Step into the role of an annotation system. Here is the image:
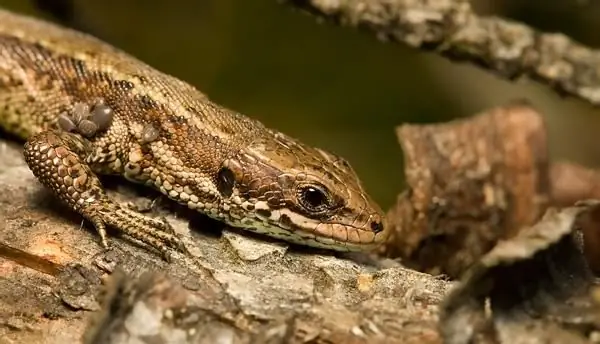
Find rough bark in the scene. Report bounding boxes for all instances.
[3,101,600,343]
[0,139,445,344]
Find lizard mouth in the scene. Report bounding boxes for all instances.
[228,206,388,252]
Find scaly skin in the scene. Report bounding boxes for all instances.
[0,8,390,259]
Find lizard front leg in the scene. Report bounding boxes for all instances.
[23,130,186,260]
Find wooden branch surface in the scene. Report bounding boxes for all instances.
[0,140,445,344]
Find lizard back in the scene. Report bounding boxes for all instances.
[0,8,264,164]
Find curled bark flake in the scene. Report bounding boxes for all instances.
[382,102,551,278]
[550,162,600,208]
[439,202,598,344]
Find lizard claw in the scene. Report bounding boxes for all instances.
[92,204,187,260]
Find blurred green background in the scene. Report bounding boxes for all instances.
[2,0,600,210]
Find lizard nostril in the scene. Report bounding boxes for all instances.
[370,220,383,233]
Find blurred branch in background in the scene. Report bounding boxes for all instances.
[283,0,600,107]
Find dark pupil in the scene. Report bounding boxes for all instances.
[303,187,327,208]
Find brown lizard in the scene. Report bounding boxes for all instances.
[0,8,389,260]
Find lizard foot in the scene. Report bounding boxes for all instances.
[23,130,185,261]
[90,205,185,261]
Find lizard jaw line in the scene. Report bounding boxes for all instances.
[219,205,378,252]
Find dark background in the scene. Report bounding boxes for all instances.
[1,0,599,209]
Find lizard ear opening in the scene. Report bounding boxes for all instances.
[218,159,244,198]
[217,167,235,197]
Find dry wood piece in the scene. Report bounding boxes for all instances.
[83,267,444,344]
[551,162,600,208]
[439,201,598,344]
[0,141,447,344]
[83,270,199,344]
[283,0,600,107]
[549,162,600,273]
[574,198,600,275]
[382,102,551,278]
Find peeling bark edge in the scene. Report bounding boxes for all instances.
[438,201,596,344]
[281,0,600,106]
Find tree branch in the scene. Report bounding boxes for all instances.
[282,0,600,106]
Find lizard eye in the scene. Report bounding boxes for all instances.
[297,184,331,213]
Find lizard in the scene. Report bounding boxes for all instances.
[0,8,390,260]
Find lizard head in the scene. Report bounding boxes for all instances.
[216,132,390,252]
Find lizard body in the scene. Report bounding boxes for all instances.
[0,8,389,258]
